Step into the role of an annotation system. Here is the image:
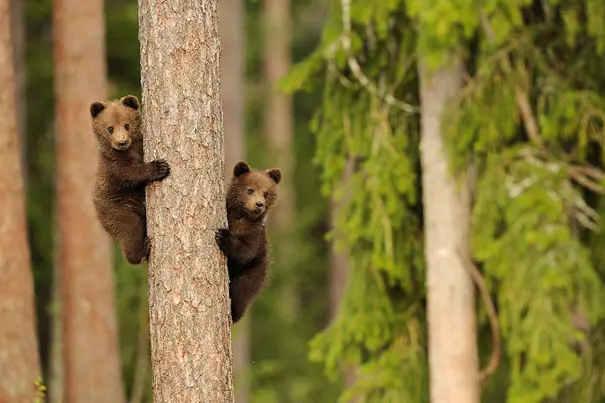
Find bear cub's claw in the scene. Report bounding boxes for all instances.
[215,227,230,251]
[151,159,171,181]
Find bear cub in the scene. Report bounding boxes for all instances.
[91,95,170,265]
[215,161,282,323]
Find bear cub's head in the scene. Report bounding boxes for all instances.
[227,161,282,220]
[90,95,141,152]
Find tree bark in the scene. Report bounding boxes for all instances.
[138,1,234,402]
[0,1,41,399]
[219,0,250,401]
[418,58,479,403]
[52,0,125,401]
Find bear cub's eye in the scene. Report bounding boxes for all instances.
[124,124,130,130]
[264,191,268,198]
[247,189,254,195]
[107,126,114,134]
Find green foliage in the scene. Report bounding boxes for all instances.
[284,1,427,401]
[443,2,605,401]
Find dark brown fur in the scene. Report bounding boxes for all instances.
[91,95,170,265]
[215,161,282,323]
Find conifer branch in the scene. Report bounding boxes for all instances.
[333,0,418,114]
[481,12,605,195]
[457,247,501,384]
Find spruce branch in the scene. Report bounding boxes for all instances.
[327,0,418,114]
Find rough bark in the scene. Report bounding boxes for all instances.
[138,1,234,402]
[418,58,479,403]
[219,0,250,401]
[0,1,41,399]
[52,0,125,401]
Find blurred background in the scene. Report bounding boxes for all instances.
[2,0,605,402]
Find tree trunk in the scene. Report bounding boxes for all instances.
[9,0,25,173]
[418,58,479,403]
[52,0,125,401]
[263,0,297,321]
[0,2,41,399]
[138,1,234,402]
[219,0,250,401]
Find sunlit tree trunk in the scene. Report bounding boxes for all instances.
[52,0,125,401]
[138,0,234,401]
[329,159,356,395]
[0,2,41,399]
[263,0,297,319]
[219,0,250,401]
[10,0,25,172]
[418,58,479,403]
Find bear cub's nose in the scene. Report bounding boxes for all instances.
[256,201,264,208]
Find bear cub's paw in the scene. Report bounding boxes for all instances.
[215,227,231,252]
[150,159,171,181]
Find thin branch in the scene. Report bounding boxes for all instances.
[457,247,501,384]
[336,0,418,114]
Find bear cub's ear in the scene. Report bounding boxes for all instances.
[233,161,251,177]
[121,95,140,110]
[266,168,282,184]
[90,102,106,118]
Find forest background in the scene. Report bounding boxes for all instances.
[3,0,605,402]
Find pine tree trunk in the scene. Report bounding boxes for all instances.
[418,58,479,403]
[138,1,234,401]
[263,0,297,321]
[9,0,25,173]
[52,0,125,401]
[0,2,41,399]
[329,159,356,394]
[219,0,250,401]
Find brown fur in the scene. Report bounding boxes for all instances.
[91,95,170,265]
[215,161,282,323]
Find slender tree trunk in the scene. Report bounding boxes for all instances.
[263,0,297,320]
[9,0,25,173]
[219,0,250,401]
[138,1,234,401]
[328,159,356,395]
[418,58,479,403]
[0,2,41,399]
[52,0,125,401]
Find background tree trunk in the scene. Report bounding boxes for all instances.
[52,0,125,401]
[263,0,297,319]
[0,1,41,398]
[418,58,479,403]
[138,1,234,401]
[219,0,250,401]
[329,159,356,395]
[9,0,25,173]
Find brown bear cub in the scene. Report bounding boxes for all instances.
[215,161,282,323]
[91,95,170,265]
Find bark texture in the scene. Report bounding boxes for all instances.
[219,0,250,401]
[418,59,479,403]
[138,1,234,401]
[0,1,41,399]
[52,0,125,401]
